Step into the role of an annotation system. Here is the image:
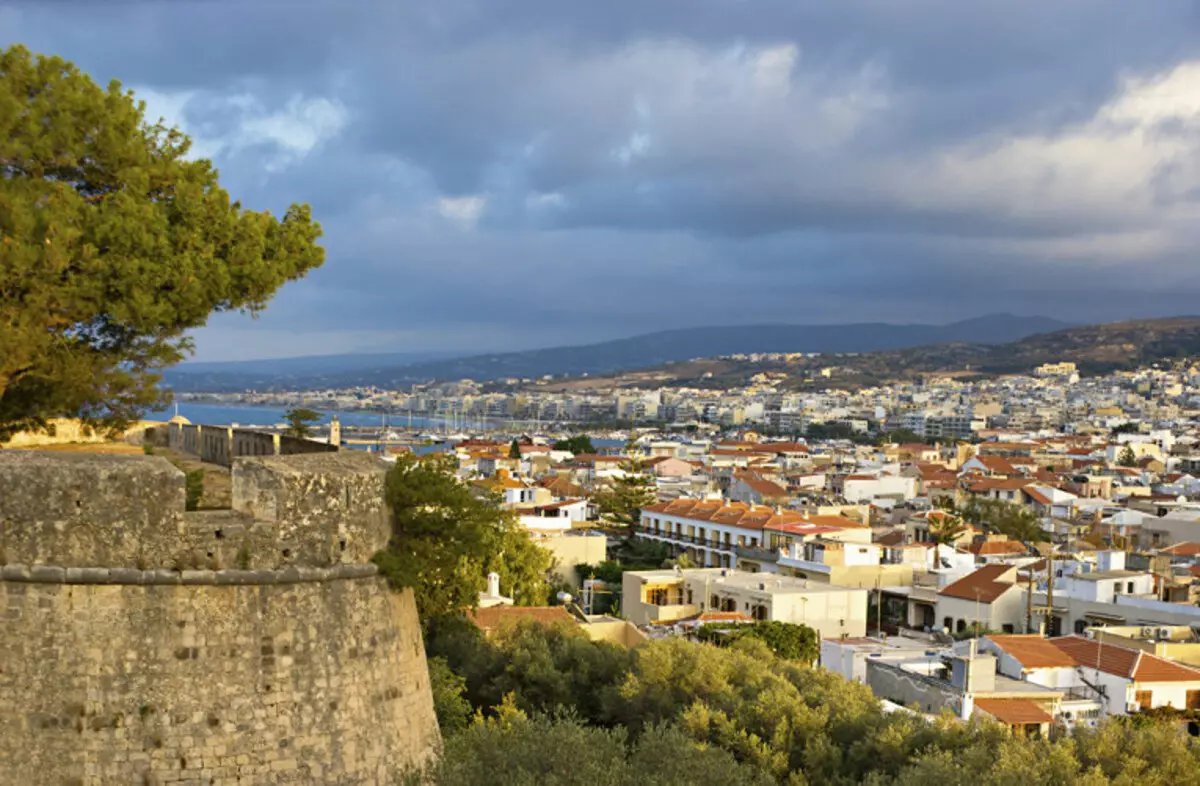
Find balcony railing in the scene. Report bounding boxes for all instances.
[734,545,781,562]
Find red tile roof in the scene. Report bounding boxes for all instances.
[970,456,1017,475]
[469,605,573,633]
[938,564,1018,602]
[1022,487,1054,506]
[974,698,1054,725]
[1161,542,1200,557]
[1049,636,1200,682]
[985,635,1077,668]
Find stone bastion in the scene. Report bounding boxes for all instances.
[0,450,440,785]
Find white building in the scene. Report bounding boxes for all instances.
[622,568,869,639]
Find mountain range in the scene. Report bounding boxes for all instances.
[166,313,1070,391]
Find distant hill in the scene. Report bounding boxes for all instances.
[165,313,1071,391]
[163,350,459,391]
[615,316,1200,391]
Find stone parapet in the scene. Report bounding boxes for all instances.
[0,450,392,570]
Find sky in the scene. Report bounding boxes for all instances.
[5,1,1200,361]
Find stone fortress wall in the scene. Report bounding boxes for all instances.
[163,421,338,468]
[0,450,440,785]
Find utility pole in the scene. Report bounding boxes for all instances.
[1026,563,1035,634]
[875,577,883,635]
[1046,549,1055,637]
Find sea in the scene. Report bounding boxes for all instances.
[147,403,625,449]
[148,403,468,431]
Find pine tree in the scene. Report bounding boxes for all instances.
[0,45,324,440]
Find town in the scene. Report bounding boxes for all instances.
[7,3,1200,780]
[174,356,1200,735]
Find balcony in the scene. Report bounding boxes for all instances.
[734,544,780,563]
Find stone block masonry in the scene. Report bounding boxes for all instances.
[167,422,338,468]
[0,450,440,785]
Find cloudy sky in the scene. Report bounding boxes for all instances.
[5,1,1200,361]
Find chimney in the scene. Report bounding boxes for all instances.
[487,572,500,598]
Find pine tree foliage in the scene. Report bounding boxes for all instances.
[373,454,553,616]
[0,45,324,440]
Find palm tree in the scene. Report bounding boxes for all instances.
[928,510,968,548]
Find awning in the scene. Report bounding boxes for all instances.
[1084,611,1126,622]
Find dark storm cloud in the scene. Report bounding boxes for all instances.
[4,0,1200,360]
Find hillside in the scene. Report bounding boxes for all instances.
[166,313,1068,391]
[530,316,1200,392]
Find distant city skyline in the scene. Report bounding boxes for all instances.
[5,1,1200,361]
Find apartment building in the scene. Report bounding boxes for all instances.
[622,568,868,638]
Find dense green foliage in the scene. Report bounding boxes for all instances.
[1117,445,1137,468]
[412,715,775,786]
[695,621,819,663]
[427,655,474,736]
[939,496,1043,544]
[805,421,874,444]
[508,439,523,459]
[553,435,597,454]
[0,46,324,440]
[373,454,554,616]
[420,619,1200,785]
[282,407,322,439]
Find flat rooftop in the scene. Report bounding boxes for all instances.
[629,568,867,595]
[822,634,945,655]
[1072,569,1145,581]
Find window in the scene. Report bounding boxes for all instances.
[686,589,694,605]
[944,617,953,631]
[1135,690,1153,710]
[647,588,669,606]
[1002,624,1015,633]
[1127,582,1135,594]
[956,619,967,633]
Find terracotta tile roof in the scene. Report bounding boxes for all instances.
[974,698,1054,725]
[734,473,789,498]
[1023,487,1054,505]
[644,499,864,534]
[985,635,1077,668]
[1160,542,1200,557]
[469,605,573,632]
[938,564,1018,602]
[538,476,584,497]
[971,456,1017,475]
[1048,636,1200,682]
